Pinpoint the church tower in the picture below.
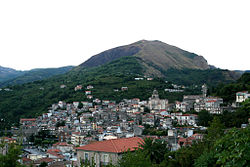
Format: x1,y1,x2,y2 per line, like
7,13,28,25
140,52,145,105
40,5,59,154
202,84,207,98
152,89,159,99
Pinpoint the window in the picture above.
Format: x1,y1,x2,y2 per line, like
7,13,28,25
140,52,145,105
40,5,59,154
102,154,109,165
84,152,89,161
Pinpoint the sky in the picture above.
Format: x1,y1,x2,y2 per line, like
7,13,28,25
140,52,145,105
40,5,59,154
0,0,249,71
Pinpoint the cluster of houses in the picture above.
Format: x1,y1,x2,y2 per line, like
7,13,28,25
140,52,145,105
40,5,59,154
3,84,250,166
0,88,12,91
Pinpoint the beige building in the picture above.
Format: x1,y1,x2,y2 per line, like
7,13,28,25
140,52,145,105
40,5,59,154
76,137,143,167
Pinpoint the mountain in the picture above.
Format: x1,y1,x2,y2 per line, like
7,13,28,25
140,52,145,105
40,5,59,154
79,40,239,85
0,66,74,87
0,40,242,128
234,70,250,74
0,66,23,82
81,40,210,76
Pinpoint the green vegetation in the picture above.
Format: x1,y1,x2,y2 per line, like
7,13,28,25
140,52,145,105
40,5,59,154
197,110,213,127
196,99,250,128
213,72,250,103
218,99,250,128
118,116,250,167
0,66,23,83
0,66,74,88
0,142,24,167
163,68,239,86
119,138,169,167
29,130,57,147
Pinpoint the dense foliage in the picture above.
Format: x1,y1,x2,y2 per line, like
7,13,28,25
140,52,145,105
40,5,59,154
29,130,58,147
213,72,250,103
0,142,24,167
163,68,239,86
118,116,250,167
0,66,74,88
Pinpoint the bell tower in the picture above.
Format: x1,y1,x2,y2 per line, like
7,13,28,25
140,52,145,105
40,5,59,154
202,84,207,98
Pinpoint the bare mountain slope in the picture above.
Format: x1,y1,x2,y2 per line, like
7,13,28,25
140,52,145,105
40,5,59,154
80,40,210,71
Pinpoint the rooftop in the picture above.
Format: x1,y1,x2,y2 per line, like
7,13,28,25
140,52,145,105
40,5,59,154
76,137,143,153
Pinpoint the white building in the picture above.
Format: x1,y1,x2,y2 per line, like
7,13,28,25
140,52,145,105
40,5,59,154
148,89,168,110
175,114,198,126
236,91,250,103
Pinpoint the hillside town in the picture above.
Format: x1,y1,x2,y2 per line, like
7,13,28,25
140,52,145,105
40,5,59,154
1,83,249,167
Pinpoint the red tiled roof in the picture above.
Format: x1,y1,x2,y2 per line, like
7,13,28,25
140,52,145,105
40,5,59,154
20,118,36,122
47,149,61,153
22,157,32,162
47,149,64,159
181,114,191,116
206,100,217,103
76,137,143,153
53,142,70,147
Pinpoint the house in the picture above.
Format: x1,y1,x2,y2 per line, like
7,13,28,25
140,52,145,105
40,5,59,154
178,136,195,148
1,137,16,144
21,157,32,166
75,85,83,91
76,137,143,167
52,142,74,153
175,114,198,126
93,98,101,104
87,85,94,89
85,90,91,95
183,95,202,103
20,118,36,126
60,84,67,88
32,157,55,166
87,95,93,99
58,101,66,108
194,97,223,114
47,149,65,161
102,100,110,105
73,102,79,108
121,87,128,91
236,91,250,103
71,132,85,146
175,101,191,112
135,77,144,81
204,97,223,114
165,89,184,93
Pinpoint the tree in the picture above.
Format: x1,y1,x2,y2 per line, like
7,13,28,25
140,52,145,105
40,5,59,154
0,143,24,167
161,141,206,167
39,162,48,167
118,149,152,167
206,116,225,142
214,127,250,166
144,107,150,113
195,127,250,167
139,138,168,164
197,110,213,127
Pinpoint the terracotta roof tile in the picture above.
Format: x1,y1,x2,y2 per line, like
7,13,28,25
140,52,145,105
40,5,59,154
76,137,143,153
